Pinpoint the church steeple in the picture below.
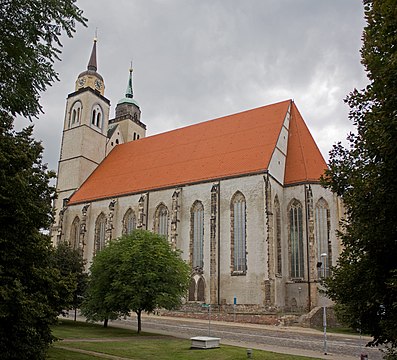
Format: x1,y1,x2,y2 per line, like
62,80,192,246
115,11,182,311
75,38,105,96
125,65,134,98
87,38,98,71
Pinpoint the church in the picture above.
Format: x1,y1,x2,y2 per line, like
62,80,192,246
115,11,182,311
51,40,343,312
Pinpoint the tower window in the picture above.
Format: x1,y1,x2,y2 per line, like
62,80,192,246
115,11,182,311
91,104,104,130
69,101,82,128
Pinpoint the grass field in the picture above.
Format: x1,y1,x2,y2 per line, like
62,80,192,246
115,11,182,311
48,320,322,360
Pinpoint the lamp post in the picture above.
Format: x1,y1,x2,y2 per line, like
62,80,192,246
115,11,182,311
320,253,328,355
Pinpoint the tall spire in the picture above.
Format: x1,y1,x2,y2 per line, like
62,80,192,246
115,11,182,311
125,63,134,99
87,38,97,72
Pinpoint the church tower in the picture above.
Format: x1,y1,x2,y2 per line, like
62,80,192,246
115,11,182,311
107,66,146,146
52,39,110,242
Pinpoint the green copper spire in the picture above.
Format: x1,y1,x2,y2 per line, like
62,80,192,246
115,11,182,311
117,65,139,108
125,64,134,98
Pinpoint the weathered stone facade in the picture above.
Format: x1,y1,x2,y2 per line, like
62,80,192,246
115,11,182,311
52,40,343,311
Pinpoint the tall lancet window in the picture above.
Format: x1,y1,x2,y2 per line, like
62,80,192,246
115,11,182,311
94,213,106,254
274,196,282,276
154,204,169,238
190,201,204,269
315,198,331,278
122,208,136,235
231,191,247,274
70,216,80,250
289,199,304,279
91,104,103,129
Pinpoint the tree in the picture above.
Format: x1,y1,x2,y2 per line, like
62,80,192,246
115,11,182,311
0,0,86,119
82,230,191,333
0,119,72,359
0,1,86,358
322,0,397,354
51,242,88,320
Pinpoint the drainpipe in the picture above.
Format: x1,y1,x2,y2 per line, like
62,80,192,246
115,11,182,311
217,183,221,305
304,184,311,311
145,192,149,230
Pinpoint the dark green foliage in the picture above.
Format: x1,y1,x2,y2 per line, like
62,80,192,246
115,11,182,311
0,118,70,359
322,0,397,353
0,0,86,119
82,230,191,333
0,2,86,357
51,242,88,318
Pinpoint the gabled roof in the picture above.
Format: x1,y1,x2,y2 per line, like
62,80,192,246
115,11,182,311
284,103,327,185
68,100,326,205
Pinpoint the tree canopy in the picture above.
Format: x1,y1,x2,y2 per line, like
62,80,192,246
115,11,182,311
0,0,86,119
0,1,86,358
82,230,191,333
0,119,72,359
323,0,397,353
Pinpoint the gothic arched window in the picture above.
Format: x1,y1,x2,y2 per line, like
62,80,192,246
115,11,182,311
231,191,246,274
154,203,169,238
190,201,204,269
91,104,103,129
274,195,282,276
70,216,80,250
69,101,82,128
122,208,136,235
315,198,331,278
94,213,106,254
289,199,304,279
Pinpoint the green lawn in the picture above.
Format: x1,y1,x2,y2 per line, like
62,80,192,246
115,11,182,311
49,320,322,360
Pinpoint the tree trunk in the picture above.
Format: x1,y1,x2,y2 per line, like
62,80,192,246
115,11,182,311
104,318,108,328
137,310,142,334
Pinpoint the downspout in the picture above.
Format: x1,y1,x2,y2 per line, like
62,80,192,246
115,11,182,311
145,192,149,230
217,183,221,305
304,184,311,311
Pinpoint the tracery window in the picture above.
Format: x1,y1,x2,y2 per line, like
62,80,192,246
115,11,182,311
70,216,80,250
190,201,204,269
69,101,82,128
231,191,246,274
154,203,169,238
122,208,136,235
274,195,282,275
315,198,331,278
289,199,304,279
94,213,106,254
91,104,103,129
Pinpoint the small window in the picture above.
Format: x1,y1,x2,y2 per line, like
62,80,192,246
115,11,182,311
69,101,82,128
91,104,103,129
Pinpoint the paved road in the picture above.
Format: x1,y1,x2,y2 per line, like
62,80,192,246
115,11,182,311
104,315,383,360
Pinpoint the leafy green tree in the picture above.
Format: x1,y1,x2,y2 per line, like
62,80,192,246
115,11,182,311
0,119,72,359
82,230,191,333
0,0,86,119
322,0,397,353
51,242,88,320
0,1,86,358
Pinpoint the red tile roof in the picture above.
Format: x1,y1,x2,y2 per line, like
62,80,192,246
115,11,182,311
284,103,327,185
68,100,326,204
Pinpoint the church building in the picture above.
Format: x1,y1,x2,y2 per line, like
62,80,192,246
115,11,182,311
51,40,343,312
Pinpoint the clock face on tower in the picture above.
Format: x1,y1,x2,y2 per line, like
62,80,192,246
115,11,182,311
78,77,86,87
95,79,102,90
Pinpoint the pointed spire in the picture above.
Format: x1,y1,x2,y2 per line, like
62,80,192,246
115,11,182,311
87,37,97,72
125,62,134,99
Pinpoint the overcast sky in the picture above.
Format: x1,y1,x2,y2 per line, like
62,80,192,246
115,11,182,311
16,0,368,172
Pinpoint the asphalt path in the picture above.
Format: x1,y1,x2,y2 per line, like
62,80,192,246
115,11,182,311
97,315,383,360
